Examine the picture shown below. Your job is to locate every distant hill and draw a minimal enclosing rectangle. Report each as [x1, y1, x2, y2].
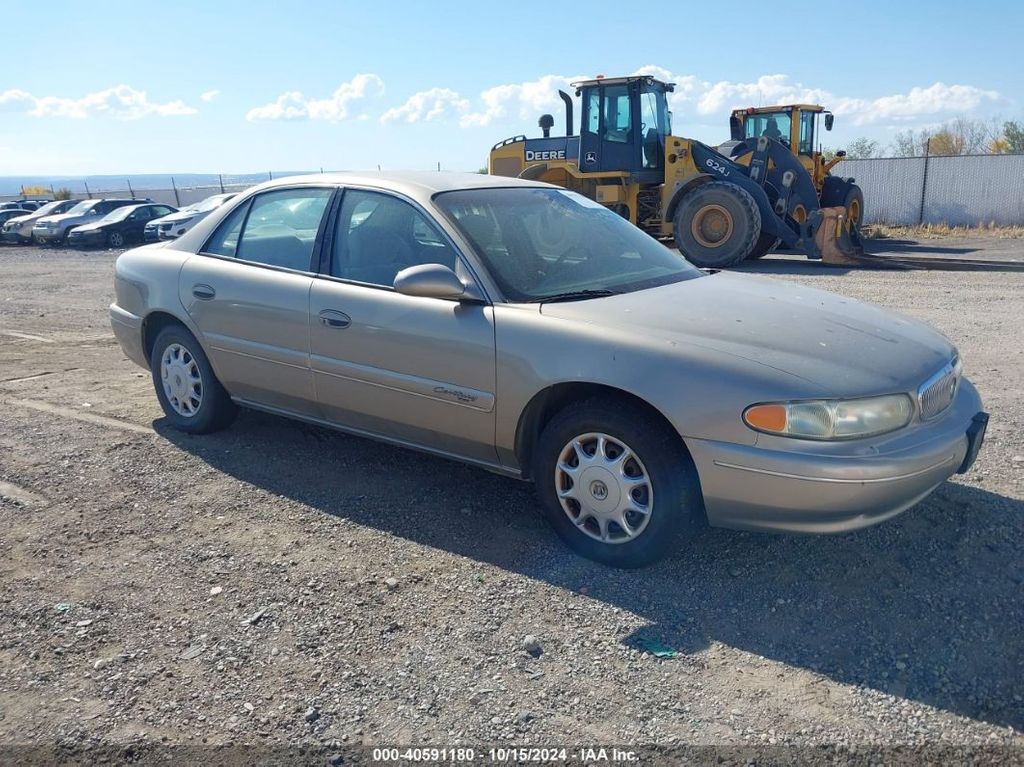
[0, 172, 320, 195]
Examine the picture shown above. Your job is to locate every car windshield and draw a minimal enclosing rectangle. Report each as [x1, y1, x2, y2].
[192, 195, 230, 213]
[33, 201, 65, 216]
[99, 205, 138, 223]
[65, 201, 95, 215]
[434, 187, 703, 302]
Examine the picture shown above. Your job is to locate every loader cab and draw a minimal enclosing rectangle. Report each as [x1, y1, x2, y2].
[576, 75, 673, 182]
[730, 105, 829, 156]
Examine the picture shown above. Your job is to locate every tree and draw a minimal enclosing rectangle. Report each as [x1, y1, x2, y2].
[53, 187, 73, 200]
[989, 137, 1010, 154]
[843, 137, 882, 159]
[1002, 120, 1024, 154]
[927, 128, 967, 156]
[891, 117, 1001, 157]
[891, 129, 928, 157]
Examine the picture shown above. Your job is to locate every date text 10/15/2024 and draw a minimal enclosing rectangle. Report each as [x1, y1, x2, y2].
[372, 747, 639, 763]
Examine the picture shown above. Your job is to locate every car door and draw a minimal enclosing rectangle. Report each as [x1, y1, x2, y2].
[123, 206, 153, 241]
[179, 186, 335, 416]
[308, 187, 498, 464]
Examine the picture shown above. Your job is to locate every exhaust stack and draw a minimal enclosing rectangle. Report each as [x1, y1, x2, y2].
[558, 90, 573, 136]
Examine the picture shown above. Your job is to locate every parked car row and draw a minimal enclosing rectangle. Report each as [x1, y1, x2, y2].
[0, 192, 236, 248]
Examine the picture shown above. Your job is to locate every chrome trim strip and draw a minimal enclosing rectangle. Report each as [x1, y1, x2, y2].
[311, 354, 495, 413]
[712, 454, 957, 484]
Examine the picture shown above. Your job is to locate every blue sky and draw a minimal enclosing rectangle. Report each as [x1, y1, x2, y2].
[1, 0, 1020, 176]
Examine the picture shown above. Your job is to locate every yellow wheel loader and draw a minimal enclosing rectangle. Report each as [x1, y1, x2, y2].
[488, 75, 866, 268]
[724, 104, 864, 231]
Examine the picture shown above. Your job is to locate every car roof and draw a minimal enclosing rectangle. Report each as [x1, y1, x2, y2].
[246, 170, 551, 199]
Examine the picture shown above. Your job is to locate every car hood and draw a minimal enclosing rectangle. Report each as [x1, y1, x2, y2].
[158, 212, 197, 224]
[71, 221, 106, 232]
[39, 212, 93, 226]
[538, 272, 956, 396]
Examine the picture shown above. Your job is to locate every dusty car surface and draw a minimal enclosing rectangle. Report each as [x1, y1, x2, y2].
[109, 172, 987, 567]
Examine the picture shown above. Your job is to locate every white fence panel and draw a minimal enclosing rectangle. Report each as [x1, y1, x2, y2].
[834, 155, 1024, 226]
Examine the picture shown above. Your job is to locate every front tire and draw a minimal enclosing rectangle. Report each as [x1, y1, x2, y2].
[673, 181, 761, 268]
[844, 185, 864, 227]
[107, 231, 125, 248]
[746, 232, 781, 260]
[150, 325, 236, 434]
[532, 397, 704, 568]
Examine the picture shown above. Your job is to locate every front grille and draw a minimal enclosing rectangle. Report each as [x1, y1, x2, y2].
[918, 359, 958, 420]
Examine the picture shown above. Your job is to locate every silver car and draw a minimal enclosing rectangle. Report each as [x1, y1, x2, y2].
[109, 172, 987, 567]
[1, 199, 78, 243]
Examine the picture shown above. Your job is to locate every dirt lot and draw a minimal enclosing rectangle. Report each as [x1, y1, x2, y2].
[0, 240, 1022, 761]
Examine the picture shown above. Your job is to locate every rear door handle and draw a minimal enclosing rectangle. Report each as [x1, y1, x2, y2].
[318, 309, 351, 328]
[192, 284, 216, 300]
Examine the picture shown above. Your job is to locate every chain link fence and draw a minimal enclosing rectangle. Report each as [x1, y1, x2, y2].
[0, 172, 321, 209]
[6, 155, 1024, 226]
[834, 154, 1024, 226]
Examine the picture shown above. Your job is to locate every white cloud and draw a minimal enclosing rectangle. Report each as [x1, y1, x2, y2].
[0, 85, 196, 119]
[200, 89, 221, 102]
[246, 73, 384, 122]
[0, 89, 33, 107]
[381, 87, 469, 124]
[459, 74, 584, 128]
[832, 82, 1001, 125]
[451, 67, 1002, 135]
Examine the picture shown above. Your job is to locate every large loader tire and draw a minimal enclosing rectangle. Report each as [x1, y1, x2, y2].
[746, 232, 781, 260]
[844, 185, 865, 227]
[673, 181, 761, 268]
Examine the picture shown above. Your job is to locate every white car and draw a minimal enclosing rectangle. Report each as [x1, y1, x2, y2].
[146, 193, 235, 241]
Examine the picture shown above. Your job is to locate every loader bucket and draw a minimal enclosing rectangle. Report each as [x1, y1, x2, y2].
[814, 206, 868, 266]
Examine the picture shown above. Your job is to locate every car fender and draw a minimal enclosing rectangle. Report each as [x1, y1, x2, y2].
[113, 245, 209, 364]
[492, 305, 827, 472]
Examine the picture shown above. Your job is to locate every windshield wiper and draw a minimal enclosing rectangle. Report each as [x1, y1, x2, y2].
[531, 289, 620, 304]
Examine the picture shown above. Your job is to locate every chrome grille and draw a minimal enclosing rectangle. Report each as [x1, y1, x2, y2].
[918, 359, 958, 420]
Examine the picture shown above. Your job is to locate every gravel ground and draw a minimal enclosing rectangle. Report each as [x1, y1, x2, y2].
[0, 241, 1022, 762]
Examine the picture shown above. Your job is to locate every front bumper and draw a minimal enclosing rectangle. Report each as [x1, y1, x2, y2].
[109, 303, 148, 369]
[157, 225, 186, 239]
[688, 378, 985, 533]
[33, 228, 67, 244]
[68, 230, 104, 247]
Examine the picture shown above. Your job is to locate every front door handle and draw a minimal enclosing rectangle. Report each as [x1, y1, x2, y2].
[318, 309, 351, 328]
[192, 284, 216, 300]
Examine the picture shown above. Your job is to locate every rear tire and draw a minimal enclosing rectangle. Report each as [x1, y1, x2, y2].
[532, 397, 704, 568]
[673, 181, 761, 268]
[150, 324, 236, 434]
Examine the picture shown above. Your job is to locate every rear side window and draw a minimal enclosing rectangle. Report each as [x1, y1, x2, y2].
[202, 188, 332, 270]
[237, 188, 332, 270]
[204, 200, 250, 257]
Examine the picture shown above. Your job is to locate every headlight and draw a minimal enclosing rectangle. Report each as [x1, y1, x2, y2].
[743, 394, 914, 440]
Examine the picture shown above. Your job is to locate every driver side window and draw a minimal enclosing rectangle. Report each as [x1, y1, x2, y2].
[331, 190, 456, 288]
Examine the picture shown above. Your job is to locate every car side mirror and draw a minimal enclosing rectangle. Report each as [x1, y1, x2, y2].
[394, 263, 471, 301]
[824, 113, 834, 131]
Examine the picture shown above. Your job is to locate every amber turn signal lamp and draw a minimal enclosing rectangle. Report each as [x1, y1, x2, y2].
[743, 404, 787, 433]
